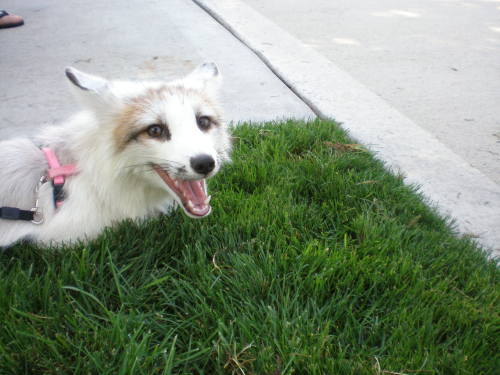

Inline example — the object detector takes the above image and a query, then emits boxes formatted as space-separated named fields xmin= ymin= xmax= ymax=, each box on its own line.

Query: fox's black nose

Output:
xmin=190 ymin=154 xmax=215 ymax=175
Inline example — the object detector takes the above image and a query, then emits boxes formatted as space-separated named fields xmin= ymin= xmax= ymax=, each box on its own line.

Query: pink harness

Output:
xmin=42 ymin=148 xmax=77 ymax=208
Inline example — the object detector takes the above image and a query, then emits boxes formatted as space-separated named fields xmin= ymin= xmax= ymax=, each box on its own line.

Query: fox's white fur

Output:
xmin=0 ymin=63 xmax=231 ymax=247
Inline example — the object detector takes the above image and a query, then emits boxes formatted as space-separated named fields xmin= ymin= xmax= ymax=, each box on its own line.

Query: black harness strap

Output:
xmin=52 ymin=181 xmax=66 ymax=208
xmin=0 ymin=207 xmax=34 ymax=221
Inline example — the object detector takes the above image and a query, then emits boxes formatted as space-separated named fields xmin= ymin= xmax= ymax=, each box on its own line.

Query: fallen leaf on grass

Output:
xmin=357 ymin=180 xmax=379 ymax=185
xmin=407 ymin=215 xmax=422 ymax=228
xmin=324 ymin=141 xmax=365 ymax=152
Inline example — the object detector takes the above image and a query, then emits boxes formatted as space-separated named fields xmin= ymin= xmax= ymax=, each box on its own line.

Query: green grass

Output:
xmin=0 ymin=119 xmax=498 ymax=375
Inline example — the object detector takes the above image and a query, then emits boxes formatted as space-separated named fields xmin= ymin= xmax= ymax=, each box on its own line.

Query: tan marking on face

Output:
xmin=112 ymin=88 xmax=166 ymax=152
xmin=112 ymin=85 xmax=224 ymax=152
xmin=113 ymin=105 xmax=142 ymax=152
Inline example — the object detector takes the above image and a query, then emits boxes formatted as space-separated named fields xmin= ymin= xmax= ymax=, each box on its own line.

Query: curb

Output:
xmin=193 ymin=0 xmax=500 ymax=257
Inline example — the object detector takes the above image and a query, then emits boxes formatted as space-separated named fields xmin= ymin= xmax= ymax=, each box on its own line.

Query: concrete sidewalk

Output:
xmin=244 ymin=0 xmax=500 ymax=187
xmin=0 ymin=0 xmax=313 ymax=140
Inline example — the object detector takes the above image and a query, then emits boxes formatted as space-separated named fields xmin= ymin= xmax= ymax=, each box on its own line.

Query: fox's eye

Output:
xmin=197 ymin=116 xmax=212 ymax=131
xmin=147 ymin=124 xmax=164 ymax=138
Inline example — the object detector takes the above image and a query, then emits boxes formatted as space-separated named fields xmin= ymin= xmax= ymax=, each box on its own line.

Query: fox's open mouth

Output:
xmin=153 ymin=165 xmax=211 ymax=218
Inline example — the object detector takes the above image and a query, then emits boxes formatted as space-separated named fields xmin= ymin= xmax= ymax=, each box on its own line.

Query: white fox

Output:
xmin=0 ymin=63 xmax=231 ymax=247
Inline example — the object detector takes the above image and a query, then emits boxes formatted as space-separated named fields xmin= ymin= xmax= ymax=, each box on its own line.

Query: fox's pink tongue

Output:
xmin=153 ymin=165 xmax=211 ymax=217
xmin=175 ymin=179 xmax=211 ymax=217
xmin=178 ymin=180 xmax=207 ymax=207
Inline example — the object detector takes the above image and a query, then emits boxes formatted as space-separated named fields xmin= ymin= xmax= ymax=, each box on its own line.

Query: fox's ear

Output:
xmin=182 ymin=62 xmax=221 ymax=96
xmin=66 ymin=67 xmax=109 ymax=94
xmin=65 ymin=67 xmax=113 ymax=110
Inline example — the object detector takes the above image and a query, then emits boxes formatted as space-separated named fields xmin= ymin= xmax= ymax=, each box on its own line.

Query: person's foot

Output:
xmin=0 ymin=10 xmax=24 ymax=29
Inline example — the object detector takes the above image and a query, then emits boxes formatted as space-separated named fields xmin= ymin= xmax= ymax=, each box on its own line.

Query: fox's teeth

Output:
xmin=174 ymin=181 xmax=180 ymax=188
xmin=204 ymin=195 xmax=212 ymax=205
xmin=187 ymin=200 xmax=194 ymax=209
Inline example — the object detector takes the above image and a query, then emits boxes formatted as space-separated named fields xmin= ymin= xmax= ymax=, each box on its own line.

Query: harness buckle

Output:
xmin=30 ymin=207 xmax=44 ymax=225
xmin=30 ymin=175 xmax=47 ymax=225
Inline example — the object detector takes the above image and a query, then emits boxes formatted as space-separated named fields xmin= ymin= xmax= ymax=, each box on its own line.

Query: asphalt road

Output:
xmin=244 ymin=0 xmax=500 ymax=185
